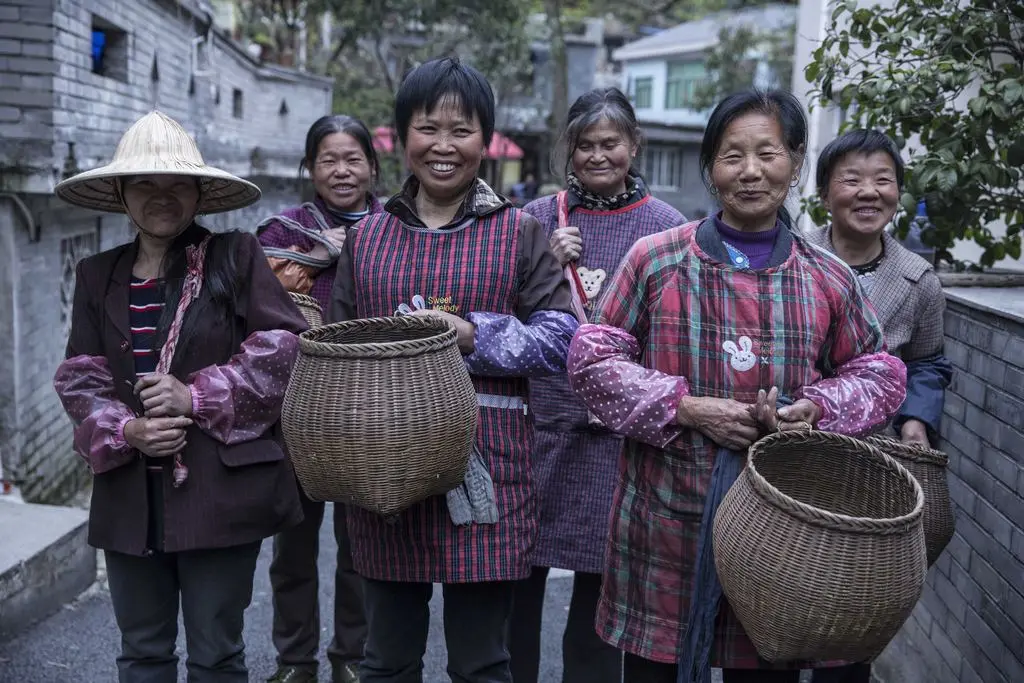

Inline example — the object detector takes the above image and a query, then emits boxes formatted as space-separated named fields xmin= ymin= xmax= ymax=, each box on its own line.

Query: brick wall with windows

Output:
xmin=873 ymin=290 xmax=1024 ymax=683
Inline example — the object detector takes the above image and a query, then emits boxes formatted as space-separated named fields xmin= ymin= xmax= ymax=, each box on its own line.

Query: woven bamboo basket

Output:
xmin=289 ymin=292 xmax=324 ymax=329
xmin=866 ymin=436 xmax=955 ymax=566
xmin=281 ymin=316 xmax=478 ymax=515
xmin=713 ymin=430 xmax=927 ymax=663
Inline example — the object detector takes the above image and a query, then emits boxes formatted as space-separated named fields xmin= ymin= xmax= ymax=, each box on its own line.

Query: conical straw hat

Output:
xmin=55 ymin=110 xmax=261 ymax=214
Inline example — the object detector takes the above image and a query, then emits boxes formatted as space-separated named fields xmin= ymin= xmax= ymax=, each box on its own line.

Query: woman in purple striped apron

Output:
xmin=327 ymin=56 xmax=579 ymax=683
xmin=258 ymin=114 xmax=383 ymax=683
xmin=508 ymin=87 xmax=685 ymax=683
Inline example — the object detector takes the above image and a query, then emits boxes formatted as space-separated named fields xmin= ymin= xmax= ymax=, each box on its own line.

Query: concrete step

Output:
xmin=0 ymin=499 xmax=95 ymax=640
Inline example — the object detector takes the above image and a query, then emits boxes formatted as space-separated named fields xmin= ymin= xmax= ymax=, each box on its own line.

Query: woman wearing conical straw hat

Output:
xmin=52 ymin=110 xmax=308 ymax=682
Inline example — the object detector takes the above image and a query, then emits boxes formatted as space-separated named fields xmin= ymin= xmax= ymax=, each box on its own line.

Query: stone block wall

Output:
xmin=874 ymin=289 xmax=1024 ymax=683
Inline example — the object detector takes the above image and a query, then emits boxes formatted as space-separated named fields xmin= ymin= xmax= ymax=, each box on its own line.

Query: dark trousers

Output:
xmin=509 ymin=566 xmax=622 ymax=683
xmin=269 ymin=490 xmax=367 ymax=671
xmin=623 ymin=654 xmax=802 ymax=683
xmin=105 ymin=542 xmax=261 ymax=683
xmin=360 ymin=578 xmax=516 ymax=683
xmin=811 ymin=664 xmax=871 ymax=683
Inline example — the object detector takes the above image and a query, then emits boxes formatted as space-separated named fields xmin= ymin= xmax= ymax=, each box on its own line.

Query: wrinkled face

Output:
xmin=710 ymin=113 xmax=801 ymax=229
xmin=823 ymin=151 xmax=900 ymax=239
xmin=309 ymin=132 xmax=373 ymax=213
xmin=571 ymin=118 xmax=637 ymax=197
xmin=404 ymin=97 xmax=486 ymax=203
xmin=121 ymin=174 xmax=200 ymax=238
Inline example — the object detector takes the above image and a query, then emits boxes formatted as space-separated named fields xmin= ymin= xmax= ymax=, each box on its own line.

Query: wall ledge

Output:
xmin=944 ymin=287 xmax=1024 ymax=327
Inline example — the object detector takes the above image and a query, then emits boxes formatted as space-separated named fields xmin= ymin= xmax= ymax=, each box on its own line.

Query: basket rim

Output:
xmin=746 ymin=430 xmax=925 ymax=534
xmin=865 ymin=435 xmax=949 ymax=467
xmin=289 ymin=292 xmax=323 ymax=309
xmin=297 ymin=316 xmax=458 ymax=359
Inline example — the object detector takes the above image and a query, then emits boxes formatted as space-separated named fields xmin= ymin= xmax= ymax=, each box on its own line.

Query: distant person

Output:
xmin=509 ymin=86 xmax=684 ymax=683
xmin=257 ymin=113 xmax=384 ymax=683
xmin=53 ymin=111 xmax=306 ymax=683
xmin=522 ymin=172 xmax=539 ymax=202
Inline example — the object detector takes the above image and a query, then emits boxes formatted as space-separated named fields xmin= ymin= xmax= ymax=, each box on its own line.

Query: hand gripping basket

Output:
xmin=281 ymin=316 xmax=479 ymax=515
xmin=866 ymin=436 xmax=955 ymax=566
xmin=289 ymin=292 xmax=324 ymax=329
xmin=713 ymin=430 xmax=927 ymax=663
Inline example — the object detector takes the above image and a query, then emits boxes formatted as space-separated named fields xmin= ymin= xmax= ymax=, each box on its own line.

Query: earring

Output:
xmin=709 ymin=186 xmax=719 ymax=197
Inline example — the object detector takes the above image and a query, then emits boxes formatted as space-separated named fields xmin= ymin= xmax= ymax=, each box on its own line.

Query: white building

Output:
xmin=614 ymin=4 xmax=798 ymax=218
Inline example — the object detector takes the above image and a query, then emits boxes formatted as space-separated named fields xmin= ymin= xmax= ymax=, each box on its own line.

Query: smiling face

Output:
xmin=823 ymin=150 xmax=900 ymax=240
xmin=309 ymin=132 xmax=373 ymax=213
xmin=120 ymin=174 xmax=200 ymax=238
xmin=571 ymin=118 xmax=637 ymax=196
xmin=710 ymin=112 xmax=802 ymax=232
xmin=403 ymin=96 xmax=486 ymax=204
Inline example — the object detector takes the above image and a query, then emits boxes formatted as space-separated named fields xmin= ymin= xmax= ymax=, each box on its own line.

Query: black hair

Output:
xmin=300 ymin=114 xmax=380 ymax=182
xmin=555 ymin=87 xmax=645 ymax=180
xmin=699 ymin=89 xmax=807 ymax=226
xmin=394 ymin=56 xmax=495 ymax=147
xmin=815 ymin=129 xmax=904 ymax=199
xmin=153 ymin=224 xmax=241 ymax=364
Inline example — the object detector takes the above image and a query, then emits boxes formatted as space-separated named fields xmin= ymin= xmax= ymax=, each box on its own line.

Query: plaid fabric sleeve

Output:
xmin=800 ymin=273 xmax=908 ymax=436
xmin=904 ymin=271 xmax=946 ymax=362
xmin=567 ymin=239 xmax=690 ymax=448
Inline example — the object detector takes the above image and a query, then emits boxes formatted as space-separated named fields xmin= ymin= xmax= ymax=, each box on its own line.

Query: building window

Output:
xmin=633 ymin=76 xmax=653 ymax=109
xmin=232 ymin=89 xmax=243 ymax=118
xmin=665 ymin=61 xmax=707 ymax=110
xmin=91 ymin=16 xmax=128 ymax=82
xmin=643 ymin=146 xmax=688 ymax=190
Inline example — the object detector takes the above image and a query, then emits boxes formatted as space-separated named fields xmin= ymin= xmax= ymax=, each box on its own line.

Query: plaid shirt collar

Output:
xmin=385 ymin=176 xmax=510 ymax=230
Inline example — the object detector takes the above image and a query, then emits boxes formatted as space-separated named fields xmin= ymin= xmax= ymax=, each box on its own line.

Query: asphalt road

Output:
xmin=0 ymin=507 xmax=573 ymax=683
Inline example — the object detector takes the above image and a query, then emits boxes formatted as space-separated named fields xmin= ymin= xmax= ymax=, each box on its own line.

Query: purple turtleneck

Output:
xmin=714 ymin=213 xmax=780 ymax=270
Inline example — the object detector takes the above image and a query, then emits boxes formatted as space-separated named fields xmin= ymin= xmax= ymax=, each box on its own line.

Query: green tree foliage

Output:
xmin=691 ymin=21 xmax=795 ymax=111
xmin=804 ymin=0 xmax=1024 ymax=269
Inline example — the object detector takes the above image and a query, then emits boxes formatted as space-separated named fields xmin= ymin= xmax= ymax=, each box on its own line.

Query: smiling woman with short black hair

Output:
xmin=328 ymin=56 xmax=579 ymax=683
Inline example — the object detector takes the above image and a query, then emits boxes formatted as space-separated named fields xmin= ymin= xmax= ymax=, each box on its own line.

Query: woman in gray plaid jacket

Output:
xmin=806 ymin=128 xmax=952 ymax=683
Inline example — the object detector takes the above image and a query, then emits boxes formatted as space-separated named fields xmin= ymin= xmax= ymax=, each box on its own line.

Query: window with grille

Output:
xmin=665 ymin=61 xmax=707 ymax=110
xmin=642 ymin=146 xmax=688 ymax=190
xmin=633 ymin=77 xmax=653 ymax=109
xmin=60 ymin=232 xmax=99 ymax=340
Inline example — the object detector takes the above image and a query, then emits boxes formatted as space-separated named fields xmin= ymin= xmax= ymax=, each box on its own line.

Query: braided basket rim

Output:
xmin=865 ymin=435 xmax=949 ymax=467
xmin=746 ymin=430 xmax=925 ymax=533
xmin=297 ymin=316 xmax=458 ymax=359
xmin=289 ymin=292 xmax=323 ymax=311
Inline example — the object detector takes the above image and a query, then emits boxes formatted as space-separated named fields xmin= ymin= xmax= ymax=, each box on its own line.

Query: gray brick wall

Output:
xmin=0 ymin=0 xmax=332 ymax=503
xmin=874 ymin=293 xmax=1024 ymax=683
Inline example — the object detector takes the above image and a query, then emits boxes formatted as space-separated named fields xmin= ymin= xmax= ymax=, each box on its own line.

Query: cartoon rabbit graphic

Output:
xmin=395 ymin=294 xmax=427 ymax=316
xmin=723 ymin=336 xmax=757 ymax=372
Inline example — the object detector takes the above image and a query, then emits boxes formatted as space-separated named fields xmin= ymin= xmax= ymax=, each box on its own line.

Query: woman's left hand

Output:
xmin=135 ymin=373 xmax=194 ymax=418
xmin=754 ymin=387 xmax=821 ymax=432
xmin=409 ymin=309 xmax=476 ymax=354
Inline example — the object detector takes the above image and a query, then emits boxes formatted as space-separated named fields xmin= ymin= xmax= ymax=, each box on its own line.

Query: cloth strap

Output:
xmin=676 ymin=396 xmax=795 ymax=682
xmin=156 ymin=235 xmax=211 ymax=488
xmin=556 ymin=190 xmax=590 ymax=324
xmin=257 ymin=203 xmax=341 ymax=269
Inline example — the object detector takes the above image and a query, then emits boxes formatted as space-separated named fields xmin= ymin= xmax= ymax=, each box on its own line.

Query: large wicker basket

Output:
xmin=713 ymin=430 xmax=927 ymax=663
xmin=866 ymin=436 xmax=955 ymax=566
xmin=281 ymin=316 xmax=478 ymax=515
xmin=289 ymin=292 xmax=324 ymax=328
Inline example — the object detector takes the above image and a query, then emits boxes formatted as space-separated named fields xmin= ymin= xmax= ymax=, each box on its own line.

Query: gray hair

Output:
xmin=552 ymin=87 xmax=646 ymax=181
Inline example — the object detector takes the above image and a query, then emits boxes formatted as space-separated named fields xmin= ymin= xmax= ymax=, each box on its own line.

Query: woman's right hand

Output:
xmin=676 ymin=396 xmax=759 ymax=451
xmin=550 ymin=226 xmax=583 ymax=265
xmin=124 ymin=416 xmax=192 ymax=458
xmin=307 ymin=226 xmax=348 ymax=261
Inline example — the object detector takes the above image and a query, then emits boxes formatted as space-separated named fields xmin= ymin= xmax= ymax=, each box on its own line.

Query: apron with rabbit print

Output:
xmin=345 ymin=209 xmax=535 ymax=583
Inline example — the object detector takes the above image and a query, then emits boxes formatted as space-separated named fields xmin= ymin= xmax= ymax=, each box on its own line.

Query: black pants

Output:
xmin=811 ymin=663 xmax=871 ymax=683
xmin=360 ymin=578 xmax=516 ymax=683
xmin=269 ymin=490 xmax=367 ymax=672
xmin=509 ymin=566 xmax=622 ymax=683
xmin=623 ymin=653 xmax=802 ymax=683
xmin=105 ymin=542 xmax=261 ymax=683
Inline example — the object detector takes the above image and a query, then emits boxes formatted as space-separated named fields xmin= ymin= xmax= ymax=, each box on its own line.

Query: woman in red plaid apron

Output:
xmin=509 ymin=87 xmax=685 ymax=683
xmin=328 ymin=57 xmax=578 ymax=683
xmin=566 ymin=90 xmax=908 ymax=682
xmin=53 ymin=111 xmax=306 ymax=683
